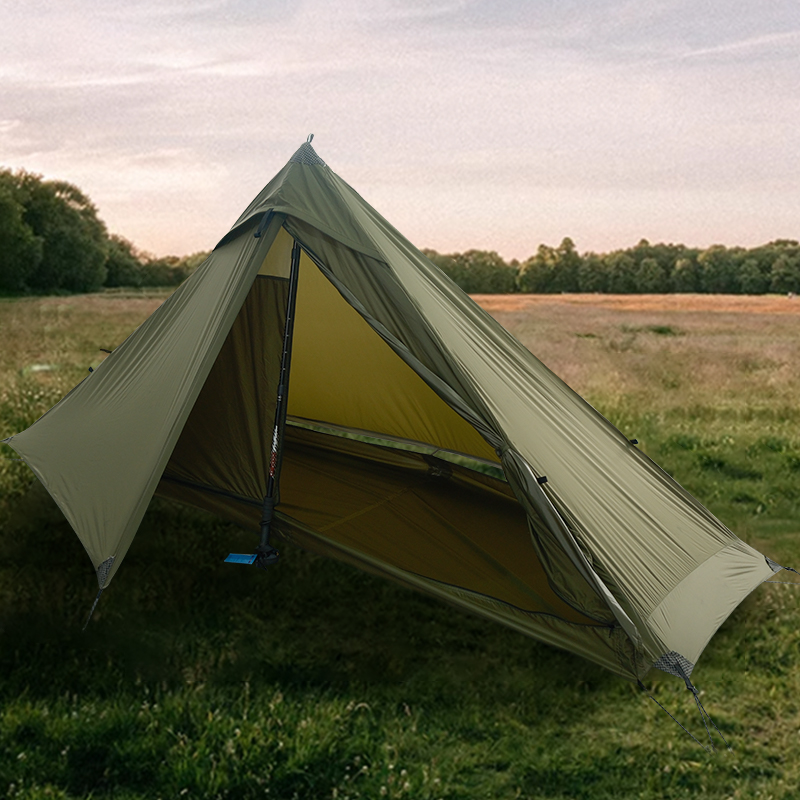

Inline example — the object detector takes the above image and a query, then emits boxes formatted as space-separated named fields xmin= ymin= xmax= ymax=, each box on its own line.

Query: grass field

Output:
xmin=1 ymin=292 xmax=799 ymax=799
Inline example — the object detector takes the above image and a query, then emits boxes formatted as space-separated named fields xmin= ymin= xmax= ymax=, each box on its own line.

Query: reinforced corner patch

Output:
xmin=96 ymin=556 xmax=115 ymax=589
xmin=766 ymin=556 xmax=783 ymax=573
xmin=653 ymin=650 xmax=695 ymax=684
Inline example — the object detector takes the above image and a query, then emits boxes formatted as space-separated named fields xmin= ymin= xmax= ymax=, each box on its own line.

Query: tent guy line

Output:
xmin=4 ymin=138 xmax=797 ymax=749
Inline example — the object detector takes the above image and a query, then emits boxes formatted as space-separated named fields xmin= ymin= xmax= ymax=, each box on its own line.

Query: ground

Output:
xmin=1 ymin=291 xmax=799 ymax=799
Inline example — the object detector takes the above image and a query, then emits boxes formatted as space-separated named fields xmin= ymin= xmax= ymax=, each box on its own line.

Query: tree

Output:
xmin=698 ymin=245 xmax=738 ymax=294
xmin=0 ymin=175 xmax=41 ymax=293
xmin=519 ymin=244 xmax=558 ymax=293
xmin=671 ymin=257 xmax=698 ymax=292
xmin=634 ymin=257 xmax=667 ymax=293
xmin=550 ymin=237 xmax=581 ymax=293
xmin=104 ymin=234 xmax=144 ymax=287
xmin=737 ymin=258 xmax=768 ymax=295
xmin=8 ymin=171 xmax=109 ymax=293
xmin=450 ymin=250 xmax=515 ymax=293
xmin=577 ymin=253 xmax=607 ymax=293
xmin=604 ymin=252 xmax=636 ymax=293
xmin=770 ymin=254 xmax=800 ymax=294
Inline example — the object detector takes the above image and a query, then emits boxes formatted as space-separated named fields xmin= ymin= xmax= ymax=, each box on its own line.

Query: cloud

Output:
xmin=679 ymin=29 xmax=800 ymax=60
xmin=1 ymin=0 xmax=798 ymax=257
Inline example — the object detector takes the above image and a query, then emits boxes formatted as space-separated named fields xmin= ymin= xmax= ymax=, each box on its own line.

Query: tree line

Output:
xmin=425 ymin=236 xmax=800 ymax=295
xmin=0 ymin=169 xmax=207 ymax=294
xmin=1 ymin=168 xmax=798 ymax=295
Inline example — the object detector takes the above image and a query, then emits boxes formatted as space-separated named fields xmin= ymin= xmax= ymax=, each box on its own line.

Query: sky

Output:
xmin=1 ymin=0 xmax=798 ymax=260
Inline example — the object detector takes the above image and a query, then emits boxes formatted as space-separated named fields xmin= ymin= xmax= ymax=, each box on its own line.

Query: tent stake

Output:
xmin=254 ymin=238 xmax=302 ymax=569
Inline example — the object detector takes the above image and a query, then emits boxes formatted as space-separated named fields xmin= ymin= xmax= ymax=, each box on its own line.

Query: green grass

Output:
xmin=2 ymin=294 xmax=800 ymax=798
xmin=594 ymin=405 xmax=800 ymax=539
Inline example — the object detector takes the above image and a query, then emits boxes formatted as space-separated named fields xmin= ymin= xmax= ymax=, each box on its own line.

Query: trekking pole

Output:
xmin=225 ymin=237 xmax=302 ymax=569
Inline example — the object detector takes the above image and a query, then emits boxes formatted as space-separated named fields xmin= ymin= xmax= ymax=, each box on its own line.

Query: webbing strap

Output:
xmin=82 ymin=589 xmax=104 ymax=631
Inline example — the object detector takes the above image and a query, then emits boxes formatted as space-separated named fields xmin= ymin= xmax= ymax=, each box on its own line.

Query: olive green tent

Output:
xmin=3 ymin=139 xmax=784 ymax=688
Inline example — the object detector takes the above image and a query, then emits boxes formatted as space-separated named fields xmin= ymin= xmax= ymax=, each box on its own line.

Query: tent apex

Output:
xmin=289 ymin=139 xmax=325 ymax=167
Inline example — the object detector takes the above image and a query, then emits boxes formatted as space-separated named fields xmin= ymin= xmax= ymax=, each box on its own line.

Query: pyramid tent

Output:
xmin=4 ymin=139 xmax=782 ymax=684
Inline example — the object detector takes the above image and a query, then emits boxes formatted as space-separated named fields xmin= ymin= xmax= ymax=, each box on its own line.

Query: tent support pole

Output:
xmin=255 ymin=238 xmax=302 ymax=568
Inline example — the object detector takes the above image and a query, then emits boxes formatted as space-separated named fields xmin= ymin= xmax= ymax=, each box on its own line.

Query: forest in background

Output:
xmin=425 ymin=237 xmax=800 ymax=296
xmin=2 ymin=168 xmax=799 ymax=296
xmin=0 ymin=169 xmax=206 ymax=295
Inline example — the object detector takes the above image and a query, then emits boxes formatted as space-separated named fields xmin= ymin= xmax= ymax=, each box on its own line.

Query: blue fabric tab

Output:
xmin=225 ymin=553 xmax=258 ymax=565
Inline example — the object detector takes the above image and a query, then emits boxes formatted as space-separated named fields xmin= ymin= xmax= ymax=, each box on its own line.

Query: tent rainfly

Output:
xmin=3 ymin=138 xmax=791 ymax=742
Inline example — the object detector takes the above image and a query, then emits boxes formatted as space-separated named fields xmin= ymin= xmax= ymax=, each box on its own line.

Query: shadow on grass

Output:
xmin=0 ymin=483 xmax=613 ymax=706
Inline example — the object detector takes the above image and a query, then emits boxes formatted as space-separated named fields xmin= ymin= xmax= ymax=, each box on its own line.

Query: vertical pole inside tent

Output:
xmin=255 ymin=237 xmax=302 ymax=568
